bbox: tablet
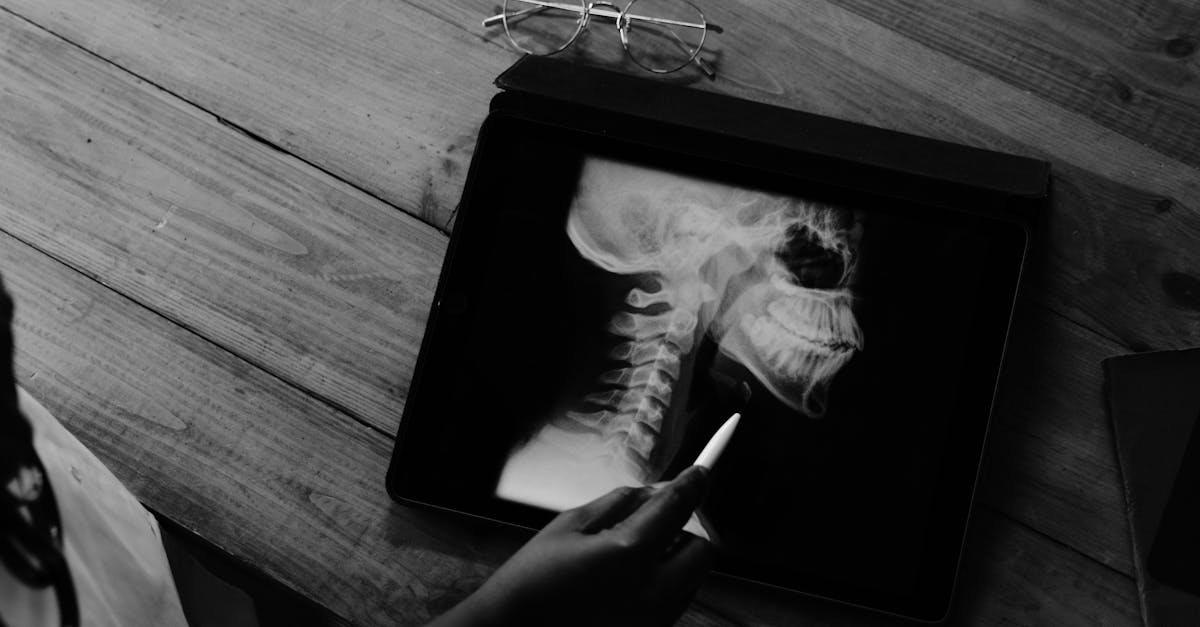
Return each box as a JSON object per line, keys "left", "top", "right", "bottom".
{"left": 388, "top": 84, "right": 1032, "bottom": 622}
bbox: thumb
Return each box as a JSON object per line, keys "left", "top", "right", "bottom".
{"left": 553, "top": 486, "right": 651, "bottom": 534}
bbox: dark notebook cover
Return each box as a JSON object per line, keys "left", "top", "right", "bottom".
{"left": 1150, "top": 406, "right": 1200, "bottom": 598}
{"left": 1104, "top": 348, "right": 1200, "bottom": 625}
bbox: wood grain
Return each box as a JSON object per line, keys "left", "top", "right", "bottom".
{"left": 823, "top": 0, "right": 1200, "bottom": 168}
{"left": 0, "top": 230, "right": 731, "bottom": 627}
{"left": 951, "top": 509, "right": 1138, "bottom": 626}
{"left": 1, "top": 0, "right": 1176, "bottom": 562}
{"left": 3, "top": 232, "right": 491, "bottom": 627}
{"left": 2, "top": 228, "right": 1138, "bottom": 626}
{"left": 0, "top": 10, "right": 445, "bottom": 436}
{"left": 0, "top": 0, "right": 1186, "bottom": 622}
{"left": 0, "top": 0, "right": 1160, "bottom": 597}
{"left": 1038, "top": 163, "right": 1200, "bottom": 353}
{"left": 8, "top": 0, "right": 1174, "bottom": 231}
{"left": 666, "top": 0, "right": 1200, "bottom": 355}
{"left": 0, "top": 0, "right": 507, "bottom": 231}
{"left": 981, "top": 304, "right": 1133, "bottom": 574}
{"left": 8, "top": 0, "right": 1197, "bottom": 353}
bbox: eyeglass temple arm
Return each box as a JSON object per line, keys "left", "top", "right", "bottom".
{"left": 483, "top": 4, "right": 724, "bottom": 33}
{"left": 483, "top": 6, "right": 542, "bottom": 28}
{"left": 666, "top": 29, "right": 716, "bottom": 79}
{"left": 482, "top": 4, "right": 719, "bottom": 78}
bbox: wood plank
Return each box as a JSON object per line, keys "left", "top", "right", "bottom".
{"left": 2, "top": 231, "right": 1137, "bottom": 626}
{"left": 366, "top": 2, "right": 1196, "bottom": 578}
{"left": 672, "top": 0, "right": 1200, "bottom": 353}
{"left": 0, "top": 232, "right": 736, "bottom": 627}
{"left": 822, "top": 0, "right": 1200, "bottom": 169}
{"left": 14, "top": 0, "right": 1198, "bottom": 355}
{"left": 9, "top": 0, "right": 1191, "bottom": 235}
{"left": 443, "top": 0, "right": 1200, "bottom": 359}
{"left": 1034, "top": 163, "right": 1200, "bottom": 353}
{"left": 0, "top": 0, "right": 1149, "bottom": 586}
{"left": 1, "top": 0, "right": 507, "bottom": 231}
{"left": 0, "top": 0, "right": 1176, "bottom": 594}
{"left": 419, "top": 0, "right": 1200, "bottom": 212}
{"left": 0, "top": 9, "right": 445, "bottom": 436}
{"left": 686, "top": 1, "right": 1200, "bottom": 354}
{"left": 980, "top": 303, "right": 1133, "bottom": 575}
{"left": 952, "top": 509, "right": 1138, "bottom": 626}
{"left": 3, "top": 234, "right": 495, "bottom": 626}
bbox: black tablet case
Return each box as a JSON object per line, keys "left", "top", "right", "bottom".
{"left": 391, "top": 56, "right": 1051, "bottom": 621}
{"left": 1105, "top": 348, "right": 1200, "bottom": 626}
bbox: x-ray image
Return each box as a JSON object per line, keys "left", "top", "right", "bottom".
{"left": 496, "top": 156, "right": 867, "bottom": 538}
{"left": 395, "top": 121, "right": 1024, "bottom": 601}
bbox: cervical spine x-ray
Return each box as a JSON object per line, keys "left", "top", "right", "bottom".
{"left": 497, "top": 157, "right": 865, "bottom": 518}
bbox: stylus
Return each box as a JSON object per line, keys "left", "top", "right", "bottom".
{"left": 693, "top": 412, "right": 741, "bottom": 470}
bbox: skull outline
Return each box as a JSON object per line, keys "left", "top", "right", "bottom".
{"left": 567, "top": 157, "right": 865, "bottom": 418}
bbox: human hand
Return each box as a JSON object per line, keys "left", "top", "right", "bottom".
{"left": 432, "top": 466, "right": 713, "bottom": 627}
{"left": 1, "top": 279, "right": 29, "bottom": 472}
{"left": 0, "top": 279, "right": 18, "bottom": 418}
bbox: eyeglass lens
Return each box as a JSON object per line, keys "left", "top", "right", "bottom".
{"left": 622, "top": 0, "right": 706, "bottom": 73}
{"left": 501, "top": 0, "right": 707, "bottom": 73}
{"left": 503, "top": 1, "right": 587, "bottom": 56}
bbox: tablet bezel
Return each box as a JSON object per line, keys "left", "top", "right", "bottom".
{"left": 387, "top": 108, "right": 1029, "bottom": 623}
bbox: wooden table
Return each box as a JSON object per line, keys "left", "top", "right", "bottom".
{"left": 3, "top": 0, "right": 1193, "bottom": 624}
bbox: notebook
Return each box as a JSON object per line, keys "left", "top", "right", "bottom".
{"left": 1104, "top": 348, "right": 1200, "bottom": 625}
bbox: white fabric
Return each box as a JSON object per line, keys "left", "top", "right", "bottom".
{"left": 1, "top": 386, "right": 188, "bottom": 627}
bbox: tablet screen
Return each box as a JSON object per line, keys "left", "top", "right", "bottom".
{"left": 390, "top": 113, "right": 1027, "bottom": 620}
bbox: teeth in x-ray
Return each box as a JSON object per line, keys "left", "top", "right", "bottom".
{"left": 766, "top": 289, "right": 863, "bottom": 349}
{"left": 742, "top": 312, "right": 858, "bottom": 379}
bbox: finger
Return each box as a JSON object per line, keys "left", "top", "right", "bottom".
{"left": 647, "top": 534, "right": 714, "bottom": 624}
{"left": 662, "top": 532, "right": 714, "bottom": 576}
{"left": 615, "top": 466, "right": 709, "bottom": 549}
{"left": 552, "top": 485, "right": 651, "bottom": 534}
{"left": 0, "top": 280, "right": 18, "bottom": 415}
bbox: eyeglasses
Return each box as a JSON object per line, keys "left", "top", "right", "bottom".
{"left": 483, "top": 1, "right": 722, "bottom": 79}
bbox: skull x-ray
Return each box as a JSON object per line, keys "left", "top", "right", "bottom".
{"left": 393, "top": 126, "right": 1024, "bottom": 600}
{"left": 496, "top": 157, "right": 866, "bottom": 535}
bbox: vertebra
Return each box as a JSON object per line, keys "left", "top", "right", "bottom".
{"left": 554, "top": 280, "right": 705, "bottom": 480}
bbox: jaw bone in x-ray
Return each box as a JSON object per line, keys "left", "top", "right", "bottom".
{"left": 496, "top": 157, "right": 864, "bottom": 513}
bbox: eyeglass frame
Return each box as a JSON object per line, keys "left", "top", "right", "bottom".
{"left": 482, "top": 0, "right": 722, "bottom": 79}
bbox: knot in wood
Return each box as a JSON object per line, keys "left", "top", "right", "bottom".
{"left": 1162, "top": 271, "right": 1200, "bottom": 312}
{"left": 1165, "top": 37, "right": 1196, "bottom": 58}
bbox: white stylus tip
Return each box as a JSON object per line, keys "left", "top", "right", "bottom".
{"left": 693, "top": 412, "right": 741, "bottom": 470}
